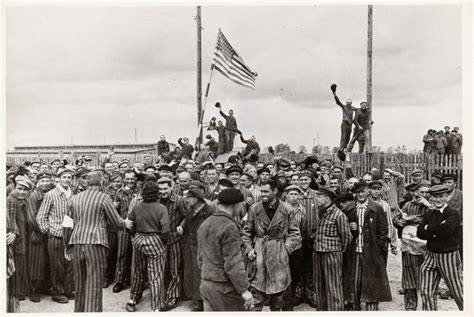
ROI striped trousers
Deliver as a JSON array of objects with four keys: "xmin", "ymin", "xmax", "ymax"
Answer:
[
  {"xmin": 313, "ymin": 251, "xmax": 344, "ymax": 311},
  {"xmin": 165, "ymin": 242, "xmax": 181, "ymax": 300},
  {"xmin": 114, "ymin": 230, "xmax": 132, "ymax": 284},
  {"xmin": 72, "ymin": 244, "xmax": 107, "ymax": 312},
  {"xmin": 402, "ymin": 252, "xmax": 424, "ymax": 310},
  {"xmin": 420, "ymin": 250, "xmax": 463, "ymax": 311},
  {"xmin": 28, "ymin": 233, "xmax": 48, "ymax": 282},
  {"xmin": 105, "ymin": 230, "xmax": 118, "ymax": 283},
  {"xmin": 47, "ymin": 236, "xmax": 74, "ymax": 296},
  {"xmin": 9, "ymin": 254, "xmax": 29, "ymax": 297},
  {"xmin": 130, "ymin": 233, "xmax": 166, "ymax": 311},
  {"xmin": 350, "ymin": 253, "xmax": 379, "ymax": 311}
]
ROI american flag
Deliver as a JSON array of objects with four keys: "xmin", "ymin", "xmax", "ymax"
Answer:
[{"xmin": 212, "ymin": 29, "xmax": 257, "ymax": 90}]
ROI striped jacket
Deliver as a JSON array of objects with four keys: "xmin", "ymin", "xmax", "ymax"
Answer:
[
  {"xmin": 371, "ymin": 198, "xmax": 397, "ymax": 248},
  {"xmin": 381, "ymin": 175, "xmax": 405, "ymax": 211},
  {"xmin": 115, "ymin": 186, "xmax": 140, "ymax": 218},
  {"xmin": 297, "ymin": 188, "xmax": 319, "ymax": 241},
  {"xmin": 314, "ymin": 203, "xmax": 352, "ymax": 252},
  {"xmin": 65, "ymin": 187, "xmax": 125, "ymax": 247},
  {"xmin": 37, "ymin": 186, "xmax": 73, "ymax": 238},
  {"xmin": 159, "ymin": 194, "xmax": 188, "ymax": 244}
]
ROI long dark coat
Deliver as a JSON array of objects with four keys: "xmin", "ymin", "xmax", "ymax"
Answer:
[
  {"xmin": 182, "ymin": 202, "xmax": 214, "ymax": 301},
  {"xmin": 342, "ymin": 200, "xmax": 392, "ymax": 303}
]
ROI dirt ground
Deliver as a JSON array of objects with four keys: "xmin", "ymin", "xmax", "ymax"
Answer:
[{"xmin": 20, "ymin": 252, "xmax": 458, "ymax": 312}]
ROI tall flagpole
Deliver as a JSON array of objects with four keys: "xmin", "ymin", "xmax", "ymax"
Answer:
[
  {"xmin": 367, "ymin": 5, "xmax": 373, "ymax": 152},
  {"xmin": 197, "ymin": 6, "xmax": 203, "ymax": 145}
]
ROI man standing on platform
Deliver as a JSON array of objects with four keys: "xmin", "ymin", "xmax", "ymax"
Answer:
[
  {"xmin": 217, "ymin": 102, "xmax": 238, "ymax": 152},
  {"xmin": 347, "ymin": 101, "xmax": 372, "ymax": 153},
  {"xmin": 331, "ymin": 83, "xmax": 357, "ymax": 152},
  {"xmin": 63, "ymin": 171, "xmax": 133, "ymax": 312},
  {"xmin": 37, "ymin": 169, "xmax": 75, "ymax": 304}
]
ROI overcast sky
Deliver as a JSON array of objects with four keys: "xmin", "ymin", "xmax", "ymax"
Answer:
[{"xmin": 6, "ymin": 5, "xmax": 463, "ymax": 151}]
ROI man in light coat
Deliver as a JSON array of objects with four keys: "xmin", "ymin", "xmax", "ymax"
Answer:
[{"xmin": 242, "ymin": 179, "xmax": 301, "ymax": 311}]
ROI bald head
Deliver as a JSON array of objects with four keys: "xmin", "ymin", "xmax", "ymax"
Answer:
[{"xmin": 87, "ymin": 171, "xmax": 103, "ymax": 186}]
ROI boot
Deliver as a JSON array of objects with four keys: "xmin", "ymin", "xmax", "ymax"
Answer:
[{"xmin": 29, "ymin": 281, "xmax": 41, "ymax": 303}]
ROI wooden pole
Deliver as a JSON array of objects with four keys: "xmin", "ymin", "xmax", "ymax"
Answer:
[
  {"xmin": 197, "ymin": 6, "xmax": 203, "ymax": 144},
  {"xmin": 367, "ymin": 5, "xmax": 373, "ymax": 152}
]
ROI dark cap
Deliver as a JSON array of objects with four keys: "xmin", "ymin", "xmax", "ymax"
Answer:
[
  {"xmin": 257, "ymin": 167, "xmax": 270, "ymax": 175},
  {"xmin": 75, "ymin": 168, "xmax": 91, "ymax": 178},
  {"xmin": 279, "ymin": 159, "xmax": 291, "ymax": 168},
  {"xmin": 298, "ymin": 170, "xmax": 312, "ymax": 179},
  {"xmin": 428, "ymin": 184, "xmax": 449, "ymax": 195},
  {"xmin": 284, "ymin": 184, "xmax": 303, "ymax": 194},
  {"xmin": 432, "ymin": 171, "xmax": 443, "ymax": 179},
  {"xmin": 335, "ymin": 192, "xmax": 354, "ymax": 204},
  {"xmin": 109, "ymin": 172, "xmax": 123, "ymax": 182},
  {"xmin": 218, "ymin": 178, "xmax": 234, "ymax": 188},
  {"xmin": 351, "ymin": 181, "xmax": 368, "ymax": 193},
  {"xmin": 50, "ymin": 159, "xmax": 61, "ymax": 165},
  {"xmin": 218, "ymin": 188, "xmax": 244, "ymax": 205},
  {"xmin": 185, "ymin": 188, "xmax": 205, "ymax": 201},
  {"xmin": 410, "ymin": 169, "xmax": 423, "ymax": 176},
  {"xmin": 226, "ymin": 165, "xmax": 243, "ymax": 176},
  {"xmin": 368, "ymin": 180, "xmax": 383, "ymax": 189},
  {"xmin": 441, "ymin": 173, "xmax": 457, "ymax": 182},
  {"xmin": 405, "ymin": 183, "xmax": 418, "ymax": 192},
  {"xmin": 189, "ymin": 180, "xmax": 206, "ymax": 192},
  {"xmin": 315, "ymin": 187, "xmax": 337, "ymax": 200},
  {"xmin": 415, "ymin": 180, "xmax": 431, "ymax": 190},
  {"xmin": 332, "ymin": 165, "xmax": 343, "ymax": 171},
  {"xmin": 37, "ymin": 171, "xmax": 53, "ymax": 180},
  {"xmin": 58, "ymin": 169, "xmax": 74, "ymax": 177}
]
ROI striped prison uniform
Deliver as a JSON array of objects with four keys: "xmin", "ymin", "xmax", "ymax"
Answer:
[
  {"xmin": 7, "ymin": 209, "xmax": 20, "ymax": 312},
  {"xmin": 204, "ymin": 182, "xmax": 219, "ymax": 201},
  {"xmin": 27, "ymin": 189, "xmax": 50, "ymax": 288},
  {"xmin": 371, "ymin": 197, "xmax": 397, "ymax": 264},
  {"xmin": 159, "ymin": 194, "xmax": 187, "ymax": 301},
  {"xmin": 104, "ymin": 185, "xmax": 120, "ymax": 284},
  {"xmin": 64, "ymin": 187, "xmax": 127, "ymax": 312},
  {"xmin": 282, "ymin": 203, "xmax": 306, "ymax": 310},
  {"xmin": 128, "ymin": 201, "xmax": 170, "ymax": 311},
  {"xmin": 417, "ymin": 205, "xmax": 463, "ymax": 311},
  {"xmin": 313, "ymin": 203, "xmax": 352, "ymax": 311},
  {"xmin": 297, "ymin": 188, "xmax": 319, "ymax": 302},
  {"xmin": 419, "ymin": 251, "xmax": 463, "ymax": 311},
  {"xmin": 114, "ymin": 186, "xmax": 139, "ymax": 284},
  {"xmin": 7, "ymin": 194, "xmax": 30, "ymax": 298},
  {"xmin": 381, "ymin": 174, "xmax": 405, "ymax": 215},
  {"xmin": 394, "ymin": 200, "xmax": 429, "ymax": 310},
  {"xmin": 37, "ymin": 185, "xmax": 74, "ymax": 296}
]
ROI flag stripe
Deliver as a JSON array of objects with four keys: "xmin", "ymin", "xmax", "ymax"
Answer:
[
  {"xmin": 214, "ymin": 51, "xmax": 255, "ymax": 81},
  {"xmin": 212, "ymin": 56, "xmax": 256, "ymax": 88},
  {"xmin": 212, "ymin": 53, "xmax": 255, "ymax": 87},
  {"xmin": 212, "ymin": 29, "xmax": 257, "ymax": 90},
  {"xmin": 213, "ymin": 66, "xmax": 255, "ymax": 89}
]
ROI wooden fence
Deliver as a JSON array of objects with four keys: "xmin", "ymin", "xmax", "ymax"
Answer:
[{"xmin": 6, "ymin": 152, "xmax": 463, "ymax": 189}]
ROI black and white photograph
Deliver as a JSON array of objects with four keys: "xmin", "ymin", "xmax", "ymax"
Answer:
[{"xmin": 3, "ymin": 1, "xmax": 471, "ymax": 313}]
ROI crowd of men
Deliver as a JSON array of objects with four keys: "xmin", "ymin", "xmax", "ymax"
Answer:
[
  {"xmin": 6, "ymin": 146, "xmax": 463, "ymax": 312},
  {"xmin": 422, "ymin": 126, "xmax": 463, "ymax": 155}
]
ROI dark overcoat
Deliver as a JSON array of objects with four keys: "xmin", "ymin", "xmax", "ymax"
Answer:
[
  {"xmin": 182, "ymin": 202, "xmax": 214, "ymax": 301},
  {"xmin": 342, "ymin": 200, "xmax": 392, "ymax": 303}
]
